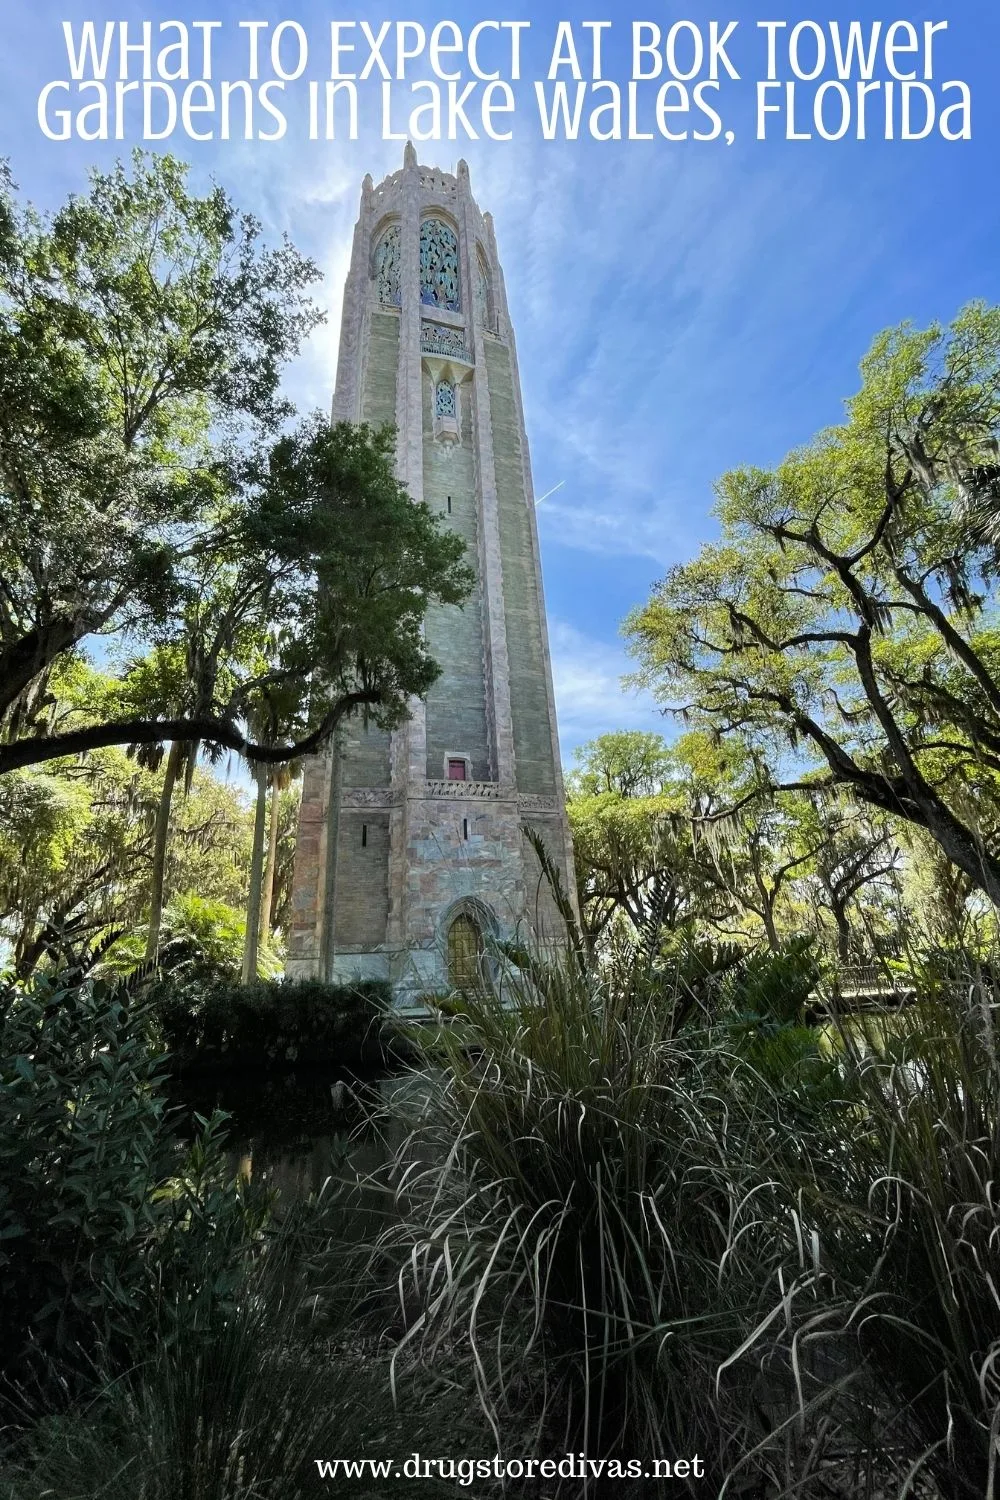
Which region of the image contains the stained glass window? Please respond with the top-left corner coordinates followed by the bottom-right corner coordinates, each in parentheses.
top-left (373, 225), bottom-right (401, 306)
top-left (436, 380), bottom-right (457, 419)
top-left (420, 217), bottom-right (461, 311)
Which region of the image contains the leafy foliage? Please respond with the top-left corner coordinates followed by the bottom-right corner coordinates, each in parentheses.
top-left (0, 971), bottom-right (268, 1397)
top-left (568, 730), bottom-right (904, 965)
top-left (760, 994), bottom-right (1000, 1500)
top-left (0, 974), bottom-right (487, 1500)
top-left (3, 1235), bottom-right (489, 1500)
top-left (0, 739), bottom-right (257, 980)
top-left (628, 303), bottom-right (1000, 906)
top-left (566, 731), bottom-right (737, 953)
top-left (0, 973), bottom-right (170, 1386)
top-left (0, 151), bottom-right (321, 744)
top-left (0, 155), bottom-right (473, 778)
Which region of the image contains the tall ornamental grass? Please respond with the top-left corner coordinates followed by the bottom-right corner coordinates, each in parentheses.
top-left (1, 1228), bottom-right (478, 1500)
top-left (378, 944), bottom-right (838, 1495)
top-left (780, 992), bottom-right (1000, 1500)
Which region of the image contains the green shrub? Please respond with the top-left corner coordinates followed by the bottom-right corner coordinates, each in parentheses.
top-left (0, 973), bottom-right (174, 1389)
top-left (719, 934), bottom-right (820, 1026)
top-left (101, 893), bottom-right (283, 988)
top-left (0, 971), bottom-right (271, 1402)
top-left (1, 1229), bottom-right (486, 1500)
top-left (154, 975), bottom-right (395, 1069)
top-left (0, 968), bottom-right (485, 1495)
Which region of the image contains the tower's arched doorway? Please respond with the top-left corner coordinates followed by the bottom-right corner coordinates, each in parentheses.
top-left (447, 911), bottom-right (485, 992)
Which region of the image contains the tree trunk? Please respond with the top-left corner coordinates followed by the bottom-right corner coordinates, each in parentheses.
top-left (0, 617), bottom-right (88, 720)
top-left (259, 769), bottom-right (280, 942)
top-left (920, 800), bottom-right (1000, 912)
top-left (145, 741), bottom-right (183, 964)
top-left (320, 731), bottom-right (343, 981)
top-left (242, 763), bottom-right (268, 984)
top-left (15, 921), bottom-right (54, 981)
top-left (832, 900), bottom-right (851, 963)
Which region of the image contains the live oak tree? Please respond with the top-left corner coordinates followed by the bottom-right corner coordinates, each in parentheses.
top-left (787, 802), bottom-right (900, 963)
top-left (674, 749), bottom-right (898, 961)
top-left (231, 417), bottom-right (473, 974)
top-left (0, 152), bottom-right (474, 981)
top-left (0, 750), bottom-right (155, 978)
top-left (700, 795), bottom-right (825, 953)
top-left (566, 731), bottom-right (739, 953)
top-left (0, 154), bottom-right (472, 783)
top-left (627, 304), bottom-right (1000, 908)
top-left (136, 417), bottom-right (471, 962)
top-left (0, 151), bottom-right (321, 754)
top-left (896, 825), bottom-right (997, 951)
top-left (656, 737), bottom-right (867, 955)
top-left (568, 729), bottom-right (819, 955)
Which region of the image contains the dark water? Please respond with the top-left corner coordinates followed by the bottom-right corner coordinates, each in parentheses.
top-left (166, 1066), bottom-right (432, 1201)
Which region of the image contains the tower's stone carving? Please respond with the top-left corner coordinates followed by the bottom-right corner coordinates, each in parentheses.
top-left (286, 148), bottom-right (575, 1006)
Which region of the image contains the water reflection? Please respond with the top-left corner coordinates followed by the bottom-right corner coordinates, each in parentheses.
top-left (168, 1067), bottom-right (438, 1204)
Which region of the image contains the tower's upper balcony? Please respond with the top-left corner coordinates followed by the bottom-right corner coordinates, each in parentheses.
top-left (371, 161), bottom-right (460, 208)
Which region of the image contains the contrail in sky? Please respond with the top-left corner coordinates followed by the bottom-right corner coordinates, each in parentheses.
top-left (535, 480), bottom-right (565, 507)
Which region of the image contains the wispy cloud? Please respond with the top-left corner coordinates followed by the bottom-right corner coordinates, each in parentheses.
top-left (549, 618), bottom-right (665, 761)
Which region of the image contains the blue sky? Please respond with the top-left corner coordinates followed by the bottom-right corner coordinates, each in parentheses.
top-left (3, 1), bottom-right (999, 767)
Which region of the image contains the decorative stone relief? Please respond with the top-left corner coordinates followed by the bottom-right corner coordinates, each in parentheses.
top-left (372, 170), bottom-right (403, 207)
top-left (517, 794), bottom-right (560, 812)
top-left (373, 224), bottom-right (401, 306)
top-left (424, 779), bottom-right (503, 799)
top-left (341, 787), bottom-right (396, 807)
top-left (419, 171), bottom-right (458, 196)
top-left (421, 323), bottom-right (471, 362)
top-left (420, 217), bottom-right (461, 311)
top-left (432, 376), bottom-right (460, 445)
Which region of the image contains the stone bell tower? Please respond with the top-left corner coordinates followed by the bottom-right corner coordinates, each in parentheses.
top-left (286, 144), bottom-right (574, 1006)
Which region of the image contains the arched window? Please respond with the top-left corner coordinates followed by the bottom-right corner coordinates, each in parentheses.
top-left (448, 912), bottom-right (484, 992)
top-left (420, 217), bottom-right (460, 310)
top-left (475, 253), bottom-right (491, 329)
top-left (435, 380), bottom-right (456, 419)
top-left (373, 224), bottom-right (401, 306)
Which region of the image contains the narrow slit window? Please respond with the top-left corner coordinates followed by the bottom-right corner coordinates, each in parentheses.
top-left (447, 495), bottom-right (452, 514)
top-left (361, 823), bottom-right (367, 848)
top-left (462, 817), bottom-right (469, 841)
